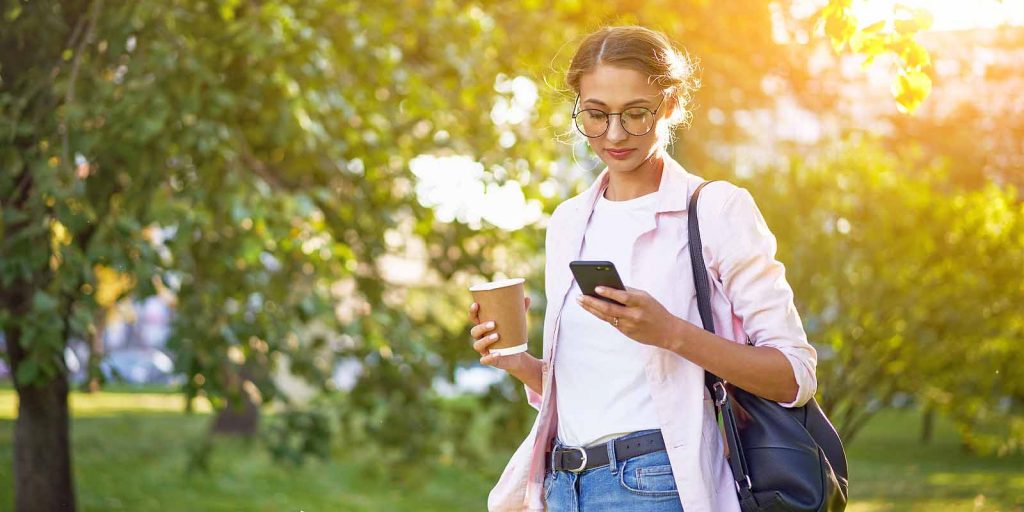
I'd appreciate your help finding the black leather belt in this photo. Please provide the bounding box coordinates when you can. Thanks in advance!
[546,431,666,473]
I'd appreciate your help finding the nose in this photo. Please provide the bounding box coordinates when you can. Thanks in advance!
[605,116,628,143]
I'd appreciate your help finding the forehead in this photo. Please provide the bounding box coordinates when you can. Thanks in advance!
[578,64,662,106]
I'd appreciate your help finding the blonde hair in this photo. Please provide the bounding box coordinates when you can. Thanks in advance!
[566,26,700,137]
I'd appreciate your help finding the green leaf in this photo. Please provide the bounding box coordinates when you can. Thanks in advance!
[861,20,886,34]
[891,69,932,114]
[900,40,931,70]
[894,5,933,34]
[4,4,21,21]
[824,8,858,52]
[15,359,40,386]
[849,31,886,56]
[31,290,59,314]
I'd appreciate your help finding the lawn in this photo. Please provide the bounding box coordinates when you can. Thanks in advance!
[1,388,1022,511]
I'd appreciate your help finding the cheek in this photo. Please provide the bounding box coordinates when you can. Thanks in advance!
[633,131,661,153]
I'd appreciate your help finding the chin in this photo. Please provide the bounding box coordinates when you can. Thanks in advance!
[604,160,635,173]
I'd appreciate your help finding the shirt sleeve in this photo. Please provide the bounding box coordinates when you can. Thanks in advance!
[706,187,818,408]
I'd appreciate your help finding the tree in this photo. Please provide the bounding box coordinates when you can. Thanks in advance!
[741,140,1024,447]
[0,0,953,509]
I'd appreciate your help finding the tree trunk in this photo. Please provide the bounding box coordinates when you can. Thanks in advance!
[4,282,77,512]
[86,310,107,393]
[211,367,259,436]
[14,376,76,512]
[920,405,935,445]
[211,400,260,436]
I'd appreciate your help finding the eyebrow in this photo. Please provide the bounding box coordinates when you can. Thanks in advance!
[582,97,654,108]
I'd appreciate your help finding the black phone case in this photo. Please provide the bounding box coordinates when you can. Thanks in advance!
[569,260,626,306]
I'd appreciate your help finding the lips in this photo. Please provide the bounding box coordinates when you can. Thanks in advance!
[605,148,635,160]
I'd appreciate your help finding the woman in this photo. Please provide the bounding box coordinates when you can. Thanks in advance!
[469,26,817,512]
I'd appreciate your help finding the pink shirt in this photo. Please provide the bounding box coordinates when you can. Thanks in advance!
[487,154,818,512]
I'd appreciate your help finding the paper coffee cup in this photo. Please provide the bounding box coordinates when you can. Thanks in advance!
[469,278,529,356]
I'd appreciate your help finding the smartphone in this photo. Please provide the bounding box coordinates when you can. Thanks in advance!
[569,260,626,306]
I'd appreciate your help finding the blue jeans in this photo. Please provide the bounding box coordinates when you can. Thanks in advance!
[544,429,685,512]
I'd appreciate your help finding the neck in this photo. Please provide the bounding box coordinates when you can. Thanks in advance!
[604,151,665,201]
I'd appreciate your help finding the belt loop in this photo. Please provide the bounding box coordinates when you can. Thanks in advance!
[549,438,560,473]
[606,437,619,475]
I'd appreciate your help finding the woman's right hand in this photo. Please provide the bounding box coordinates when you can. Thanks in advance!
[469,299,534,374]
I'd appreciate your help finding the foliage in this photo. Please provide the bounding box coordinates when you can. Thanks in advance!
[822,0,934,113]
[1,0,810,469]
[262,405,336,466]
[742,140,1024,451]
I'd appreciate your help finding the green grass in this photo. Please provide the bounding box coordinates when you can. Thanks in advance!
[1,389,1022,511]
[844,409,1024,512]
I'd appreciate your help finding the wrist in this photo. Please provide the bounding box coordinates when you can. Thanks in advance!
[665,316,692,355]
[506,353,540,380]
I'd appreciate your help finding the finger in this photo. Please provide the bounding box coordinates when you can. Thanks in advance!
[577,296,616,323]
[577,294,628,320]
[470,321,496,340]
[524,296,532,310]
[469,302,481,324]
[473,332,500,354]
[595,286,631,306]
[579,300,609,323]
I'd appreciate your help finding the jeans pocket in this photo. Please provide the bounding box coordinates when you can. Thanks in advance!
[618,452,679,497]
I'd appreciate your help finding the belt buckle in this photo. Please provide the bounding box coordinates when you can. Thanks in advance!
[565,446,588,473]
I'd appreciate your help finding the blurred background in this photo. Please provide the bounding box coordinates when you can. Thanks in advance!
[1,0,1022,511]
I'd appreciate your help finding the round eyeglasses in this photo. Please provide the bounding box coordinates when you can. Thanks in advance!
[572,94,666,138]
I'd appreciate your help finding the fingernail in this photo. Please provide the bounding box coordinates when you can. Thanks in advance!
[490,333,499,340]
[487,321,495,328]
[595,286,604,293]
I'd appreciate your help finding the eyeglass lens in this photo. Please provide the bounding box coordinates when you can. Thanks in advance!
[575,108,656,137]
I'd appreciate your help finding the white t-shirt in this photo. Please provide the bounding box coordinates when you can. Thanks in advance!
[554,190,662,448]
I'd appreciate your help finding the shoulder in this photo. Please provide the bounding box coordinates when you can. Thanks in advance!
[691,178,749,221]
[548,189,590,227]
[691,179,773,256]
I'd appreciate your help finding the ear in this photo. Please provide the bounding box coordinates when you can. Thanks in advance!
[662,94,679,121]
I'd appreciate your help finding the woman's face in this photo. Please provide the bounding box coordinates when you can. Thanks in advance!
[576,64,673,174]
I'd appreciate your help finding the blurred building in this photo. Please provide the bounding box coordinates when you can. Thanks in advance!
[727,25,1024,188]
[103,295,174,349]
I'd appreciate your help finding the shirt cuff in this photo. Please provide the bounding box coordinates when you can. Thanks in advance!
[776,350,817,408]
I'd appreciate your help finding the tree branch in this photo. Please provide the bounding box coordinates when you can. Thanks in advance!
[62,0,104,173]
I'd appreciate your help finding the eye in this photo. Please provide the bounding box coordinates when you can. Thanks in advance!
[624,109,649,120]
[585,110,608,121]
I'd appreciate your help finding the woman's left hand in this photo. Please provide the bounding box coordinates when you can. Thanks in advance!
[576,286,679,349]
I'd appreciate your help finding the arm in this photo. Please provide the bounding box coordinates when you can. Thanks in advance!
[664,318,798,403]
[578,187,817,407]
[507,356,544,398]
[702,187,817,406]
[580,290,800,403]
